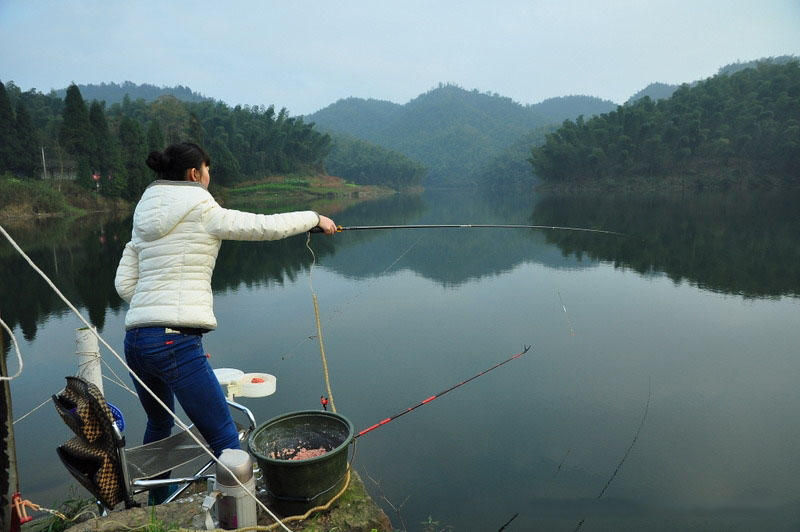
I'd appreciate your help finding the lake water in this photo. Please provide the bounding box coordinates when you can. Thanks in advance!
[3,187,800,531]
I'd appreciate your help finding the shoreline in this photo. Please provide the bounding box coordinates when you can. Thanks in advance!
[533,172,798,194]
[0,173,400,224]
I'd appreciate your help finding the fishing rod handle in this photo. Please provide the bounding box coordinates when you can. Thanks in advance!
[309,225,343,233]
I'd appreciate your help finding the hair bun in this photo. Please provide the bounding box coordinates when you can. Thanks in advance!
[145,151,171,173]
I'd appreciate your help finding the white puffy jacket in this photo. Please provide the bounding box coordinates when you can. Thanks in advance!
[115,180,320,330]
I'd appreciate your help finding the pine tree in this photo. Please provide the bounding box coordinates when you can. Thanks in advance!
[89,101,111,173]
[13,100,39,177]
[146,119,164,153]
[119,116,149,199]
[88,100,124,196]
[0,80,17,173]
[59,84,94,187]
[186,112,205,145]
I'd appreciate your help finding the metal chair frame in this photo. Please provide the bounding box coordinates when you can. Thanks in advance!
[111,400,256,509]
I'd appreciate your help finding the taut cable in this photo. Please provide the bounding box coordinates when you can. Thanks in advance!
[0,223,294,532]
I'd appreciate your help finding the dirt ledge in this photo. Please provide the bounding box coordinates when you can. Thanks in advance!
[65,470,393,532]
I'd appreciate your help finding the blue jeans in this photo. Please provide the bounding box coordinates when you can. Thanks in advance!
[124,327,240,457]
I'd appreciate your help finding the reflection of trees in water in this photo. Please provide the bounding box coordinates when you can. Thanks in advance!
[14,187,791,349]
[1,190,591,353]
[209,193,427,292]
[531,190,800,298]
[0,215,130,352]
[319,189,592,286]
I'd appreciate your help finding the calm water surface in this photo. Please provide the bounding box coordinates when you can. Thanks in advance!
[4,188,800,531]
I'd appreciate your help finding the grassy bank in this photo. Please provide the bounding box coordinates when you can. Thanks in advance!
[0,174,128,223]
[0,173,397,225]
[215,173,396,214]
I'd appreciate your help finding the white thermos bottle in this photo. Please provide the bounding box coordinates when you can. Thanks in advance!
[212,448,257,529]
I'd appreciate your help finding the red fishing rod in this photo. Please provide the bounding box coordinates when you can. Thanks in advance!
[355,345,531,438]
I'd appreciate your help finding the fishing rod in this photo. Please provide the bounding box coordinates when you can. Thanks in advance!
[355,345,531,438]
[311,224,623,236]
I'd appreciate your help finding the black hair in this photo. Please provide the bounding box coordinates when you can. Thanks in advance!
[145,142,211,181]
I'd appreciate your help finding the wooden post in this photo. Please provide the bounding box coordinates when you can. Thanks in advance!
[76,327,103,395]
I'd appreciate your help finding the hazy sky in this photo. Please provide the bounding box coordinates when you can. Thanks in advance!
[1,1,798,115]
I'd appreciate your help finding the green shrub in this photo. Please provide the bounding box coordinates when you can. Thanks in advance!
[0,173,70,213]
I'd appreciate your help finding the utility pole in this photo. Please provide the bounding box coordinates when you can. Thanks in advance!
[40,147,48,180]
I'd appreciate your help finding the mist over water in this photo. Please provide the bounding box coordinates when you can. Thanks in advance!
[5,188,800,530]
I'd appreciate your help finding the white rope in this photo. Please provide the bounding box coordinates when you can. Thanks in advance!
[102,374,137,396]
[100,358,137,395]
[0,223,293,532]
[0,315,23,380]
[13,366,134,426]
[13,394,58,425]
[13,375,134,427]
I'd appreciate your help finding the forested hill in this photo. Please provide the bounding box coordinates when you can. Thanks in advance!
[530,60,800,186]
[0,79,430,196]
[625,56,797,104]
[54,81,210,105]
[532,95,616,124]
[306,84,615,186]
[0,82,333,198]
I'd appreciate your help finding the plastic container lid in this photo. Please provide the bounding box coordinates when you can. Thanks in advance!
[213,368,245,385]
[239,373,276,398]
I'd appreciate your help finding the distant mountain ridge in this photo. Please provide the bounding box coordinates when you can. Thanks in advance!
[307,84,615,186]
[625,55,797,104]
[54,81,211,105]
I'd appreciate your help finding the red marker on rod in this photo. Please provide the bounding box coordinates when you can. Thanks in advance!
[356,345,531,438]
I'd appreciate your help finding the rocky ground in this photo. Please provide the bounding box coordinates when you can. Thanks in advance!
[64,470,392,532]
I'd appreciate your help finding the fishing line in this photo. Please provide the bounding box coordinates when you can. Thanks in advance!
[498,512,519,531]
[553,447,572,478]
[573,378,653,532]
[356,345,531,438]
[279,233,423,362]
[323,233,425,325]
[558,290,576,337]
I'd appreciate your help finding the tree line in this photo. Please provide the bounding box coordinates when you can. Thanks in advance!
[53,81,208,105]
[0,80,428,197]
[529,60,800,185]
[0,80,334,198]
[324,134,426,189]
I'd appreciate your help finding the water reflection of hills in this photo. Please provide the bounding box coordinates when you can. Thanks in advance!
[0,216,129,342]
[7,187,793,348]
[531,190,800,299]
[316,189,594,286]
[1,191,595,347]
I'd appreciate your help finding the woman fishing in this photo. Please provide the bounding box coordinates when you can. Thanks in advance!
[114,142,336,483]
